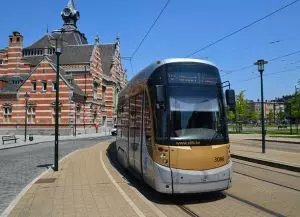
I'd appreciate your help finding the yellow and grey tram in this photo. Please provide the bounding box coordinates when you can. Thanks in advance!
[116,58,235,194]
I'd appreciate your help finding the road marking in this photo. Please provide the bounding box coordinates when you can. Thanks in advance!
[0,150,79,217]
[107,155,167,217]
[100,150,146,217]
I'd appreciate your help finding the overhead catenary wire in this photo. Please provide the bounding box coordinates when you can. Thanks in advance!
[185,0,300,57]
[131,0,171,59]
[241,66,300,82]
[222,49,300,76]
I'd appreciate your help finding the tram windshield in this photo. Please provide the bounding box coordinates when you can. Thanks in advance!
[169,85,226,142]
[152,62,228,144]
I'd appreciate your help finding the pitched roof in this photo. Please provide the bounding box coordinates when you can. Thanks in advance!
[54,45,94,64]
[25,31,88,49]
[0,74,29,93]
[23,44,94,66]
[100,44,116,76]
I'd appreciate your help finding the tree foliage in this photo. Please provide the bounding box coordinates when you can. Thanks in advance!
[235,90,249,122]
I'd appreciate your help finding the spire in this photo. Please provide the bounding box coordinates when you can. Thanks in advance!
[61,0,80,30]
[95,35,100,45]
[67,0,76,12]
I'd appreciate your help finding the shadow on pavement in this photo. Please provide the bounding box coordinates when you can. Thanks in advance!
[106,141,226,206]
[36,163,53,168]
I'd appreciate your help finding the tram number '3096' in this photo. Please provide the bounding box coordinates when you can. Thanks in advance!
[214,156,225,162]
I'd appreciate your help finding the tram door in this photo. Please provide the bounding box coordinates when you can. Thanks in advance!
[128,95,143,174]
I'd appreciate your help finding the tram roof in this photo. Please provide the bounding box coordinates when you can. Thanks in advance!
[118,58,218,101]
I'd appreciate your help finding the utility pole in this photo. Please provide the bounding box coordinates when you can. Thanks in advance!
[24,92,30,142]
[296,85,299,134]
[255,60,268,153]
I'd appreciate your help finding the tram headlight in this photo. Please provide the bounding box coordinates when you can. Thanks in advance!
[157,146,169,166]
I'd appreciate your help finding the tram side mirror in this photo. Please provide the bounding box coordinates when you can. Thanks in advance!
[225,89,236,110]
[155,85,165,110]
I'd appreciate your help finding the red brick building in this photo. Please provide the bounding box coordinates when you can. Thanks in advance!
[0,0,127,135]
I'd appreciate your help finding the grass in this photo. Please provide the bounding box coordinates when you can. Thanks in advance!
[269,135,300,139]
[228,127,300,136]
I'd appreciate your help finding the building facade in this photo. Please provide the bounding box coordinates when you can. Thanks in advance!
[247,99,285,120]
[0,0,127,135]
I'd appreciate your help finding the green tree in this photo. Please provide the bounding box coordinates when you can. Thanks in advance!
[234,90,249,132]
[249,110,259,122]
[267,110,274,125]
[236,90,249,122]
[278,108,285,121]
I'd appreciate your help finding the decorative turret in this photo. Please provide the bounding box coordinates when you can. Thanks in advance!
[61,0,80,30]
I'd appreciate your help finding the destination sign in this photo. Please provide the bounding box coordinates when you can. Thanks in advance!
[168,71,219,85]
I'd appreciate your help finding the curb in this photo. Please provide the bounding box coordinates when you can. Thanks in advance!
[245,139,300,145]
[0,135,111,151]
[231,153,300,173]
[0,149,79,217]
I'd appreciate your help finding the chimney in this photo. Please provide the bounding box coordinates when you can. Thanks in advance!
[9,31,23,48]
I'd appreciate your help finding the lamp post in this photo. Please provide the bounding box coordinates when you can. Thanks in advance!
[295,85,300,134]
[50,32,63,171]
[254,59,268,153]
[24,92,30,142]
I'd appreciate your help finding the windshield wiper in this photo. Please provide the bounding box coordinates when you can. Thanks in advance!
[208,127,224,145]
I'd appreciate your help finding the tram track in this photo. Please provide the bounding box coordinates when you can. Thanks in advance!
[107,143,294,217]
[233,160,300,192]
[175,205,201,217]
[232,159,300,178]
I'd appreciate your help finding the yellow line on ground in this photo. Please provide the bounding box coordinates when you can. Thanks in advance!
[100,150,146,217]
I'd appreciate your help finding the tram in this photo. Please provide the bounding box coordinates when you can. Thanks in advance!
[116,58,235,194]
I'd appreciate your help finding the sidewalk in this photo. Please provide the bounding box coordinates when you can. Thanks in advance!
[2,140,166,217]
[0,132,111,150]
[229,134,300,171]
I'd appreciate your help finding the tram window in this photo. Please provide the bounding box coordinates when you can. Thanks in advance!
[117,108,122,138]
[135,94,143,143]
[129,97,136,145]
[123,101,129,140]
[144,92,151,141]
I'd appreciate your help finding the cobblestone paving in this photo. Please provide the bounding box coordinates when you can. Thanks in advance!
[0,136,111,214]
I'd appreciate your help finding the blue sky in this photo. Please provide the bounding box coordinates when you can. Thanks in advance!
[1,0,299,100]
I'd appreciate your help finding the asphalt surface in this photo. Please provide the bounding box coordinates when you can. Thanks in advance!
[0,136,111,215]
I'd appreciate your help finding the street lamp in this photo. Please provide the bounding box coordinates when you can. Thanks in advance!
[50,32,63,171]
[254,59,268,153]
[24,92,30,142]
[295,85,300,134]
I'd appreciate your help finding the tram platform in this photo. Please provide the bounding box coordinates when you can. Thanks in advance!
[2,140,168,217]
[230,134,300,171]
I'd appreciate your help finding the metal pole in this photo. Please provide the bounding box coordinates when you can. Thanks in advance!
[289,102,292,135]
[54,50,61,171]
[260,70,266,153]
[296,86,299,134]
[84,66,87,134]
[273,102,276,123]
[24,97,28,142]
[74,104,77,136]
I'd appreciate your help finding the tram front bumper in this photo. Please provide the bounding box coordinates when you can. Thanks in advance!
[171,161,232,194]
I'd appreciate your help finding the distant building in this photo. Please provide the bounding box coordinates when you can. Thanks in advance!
[0,0,127,135]
[247,99,285,117]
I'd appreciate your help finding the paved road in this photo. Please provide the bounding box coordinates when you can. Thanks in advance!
[0,136,111,215]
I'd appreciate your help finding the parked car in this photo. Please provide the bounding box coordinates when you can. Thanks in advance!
[111,125,117,136]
